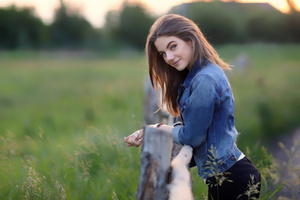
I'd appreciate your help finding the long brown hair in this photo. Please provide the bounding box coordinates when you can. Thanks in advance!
[145,14,230,116]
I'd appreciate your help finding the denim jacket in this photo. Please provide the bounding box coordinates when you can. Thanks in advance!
[171,60,242,179]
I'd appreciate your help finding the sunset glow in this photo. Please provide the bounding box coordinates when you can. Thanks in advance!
[230,0,300,13]
[0,0,299,27]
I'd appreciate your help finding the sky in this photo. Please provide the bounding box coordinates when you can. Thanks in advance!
[0,0,299,28]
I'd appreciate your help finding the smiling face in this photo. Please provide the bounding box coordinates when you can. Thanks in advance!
[154,36,193,71]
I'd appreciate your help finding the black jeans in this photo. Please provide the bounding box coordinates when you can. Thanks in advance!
[206,157,261,200]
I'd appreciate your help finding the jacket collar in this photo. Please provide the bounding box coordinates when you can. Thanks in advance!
[182,59,208,88]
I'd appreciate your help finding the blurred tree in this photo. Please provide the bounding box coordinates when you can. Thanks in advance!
[0,6,44,49]
[49,0,97,48]
[116,2,155,50]
[286,0,300,42]
[170,2,239,44]
[246,12,287,42]
[104,10,119,39]
[169,1,298,44]
[1,1,299,50]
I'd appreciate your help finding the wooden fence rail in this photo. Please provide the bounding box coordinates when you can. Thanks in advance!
[136,127,194,200]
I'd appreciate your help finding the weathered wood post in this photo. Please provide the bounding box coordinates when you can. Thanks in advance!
[136,127,173,200]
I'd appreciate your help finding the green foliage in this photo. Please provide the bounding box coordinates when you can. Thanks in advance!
[237,174,261,199]
[205,145,233,187]
[246,13,287,42]
[1,1,300,50]
[169,1,294,44]
[286,12,300,43]
[49,2,96,49]
[173,2,239,44]
[117,2,155,50]
[0,6,45,49]
[103,11,120,40]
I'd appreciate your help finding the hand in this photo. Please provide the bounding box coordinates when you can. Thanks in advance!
[125,129,144,147]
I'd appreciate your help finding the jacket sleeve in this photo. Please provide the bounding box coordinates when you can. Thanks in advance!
[172,75,219,148]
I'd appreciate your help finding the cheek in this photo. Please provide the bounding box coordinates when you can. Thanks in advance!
[163,57,168,63]
[183,46,193,59]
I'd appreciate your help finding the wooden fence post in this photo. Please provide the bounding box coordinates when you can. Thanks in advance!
[136,127,173,200]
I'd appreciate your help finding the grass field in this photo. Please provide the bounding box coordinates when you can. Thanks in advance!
[0,44,300,199]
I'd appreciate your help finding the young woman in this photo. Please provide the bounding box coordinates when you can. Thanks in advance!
[125,14,261,199]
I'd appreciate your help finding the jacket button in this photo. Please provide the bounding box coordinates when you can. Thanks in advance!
[231,156,235,161]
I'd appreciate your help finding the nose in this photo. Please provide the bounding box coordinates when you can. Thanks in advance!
[166,52,174,62]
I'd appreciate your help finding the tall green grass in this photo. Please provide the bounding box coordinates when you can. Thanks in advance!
[0,44,299,199]
[0,53,147,199]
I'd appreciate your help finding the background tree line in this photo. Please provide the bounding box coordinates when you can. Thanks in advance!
[0,1,299,50]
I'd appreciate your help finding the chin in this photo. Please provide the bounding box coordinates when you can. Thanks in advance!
[175,67,186,71]
[176,64,188,71]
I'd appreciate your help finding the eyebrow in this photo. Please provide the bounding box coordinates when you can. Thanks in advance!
[158,41,175,53]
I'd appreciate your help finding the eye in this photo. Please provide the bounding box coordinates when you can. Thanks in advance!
[171,44,177,50]
[160,52,166,57]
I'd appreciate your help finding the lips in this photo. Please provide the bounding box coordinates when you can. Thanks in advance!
[172,59,180,66]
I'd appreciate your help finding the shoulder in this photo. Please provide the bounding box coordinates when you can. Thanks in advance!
[194,63,226,82]
[191,63,230,93]
[199,63,226,78]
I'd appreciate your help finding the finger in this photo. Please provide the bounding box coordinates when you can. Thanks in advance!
[135,129,143,140]
[125,136,133,147]
[125,141,132,147]
[126,135,136,145]
[132,139,143,147]
[125,129,143,147]
[131,130,139,139]
[128,134,142,147]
